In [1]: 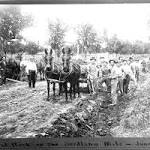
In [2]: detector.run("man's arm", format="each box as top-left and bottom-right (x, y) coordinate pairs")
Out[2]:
(35, 64), (38, 73)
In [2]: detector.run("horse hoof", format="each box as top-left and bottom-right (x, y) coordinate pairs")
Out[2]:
(47, 96), (51, 101)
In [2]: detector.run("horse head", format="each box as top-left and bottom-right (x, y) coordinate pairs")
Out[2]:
(62, 46), (72, 72)
(44, 48), (55, 71)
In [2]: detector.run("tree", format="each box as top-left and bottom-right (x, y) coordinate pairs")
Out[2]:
(48, 19), (67, 57)
(133, 40), (145, 54)
(0, 6), (33, 56)
(8, 40), (25, 54)
(119, 41), (132, 54)
(76, 24), (98, 55)
(107, 34), (124, 54)
(143, 43), (150, 54)
(24, 41), (43, 55)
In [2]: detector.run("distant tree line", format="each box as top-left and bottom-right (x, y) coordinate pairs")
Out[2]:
(0, 6), (150, 59)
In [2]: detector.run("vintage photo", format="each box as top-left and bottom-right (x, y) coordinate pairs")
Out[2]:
(0, 4), (150, 138)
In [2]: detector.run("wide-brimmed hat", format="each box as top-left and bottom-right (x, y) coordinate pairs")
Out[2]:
(90, 57), (96, 61)
(102, 60), (108, 64)
(109, 59), (116, 63)
(30, 57), (34, 61)
(135, 58), (139, 61)
(129, 57), (133, 60)
(122, 59), (127, 62)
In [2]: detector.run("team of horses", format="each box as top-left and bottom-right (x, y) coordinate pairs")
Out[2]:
(44, 46), (81, 101)
(0, 46), (82, 102)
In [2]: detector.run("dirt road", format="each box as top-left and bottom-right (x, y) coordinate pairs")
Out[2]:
(0, 81), (79, 138)
(0, 72), (149, 138)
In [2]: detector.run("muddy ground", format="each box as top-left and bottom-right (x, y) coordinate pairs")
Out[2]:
(0, 72), (149, 138)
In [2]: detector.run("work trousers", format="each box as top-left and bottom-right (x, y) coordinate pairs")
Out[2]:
(111, 78), (118, 104)
(135, 70), (139, 82)
(123, 74), (130, 94)
(87, 74), (98, 94)
(117, 77), (124, 95)
(98, 77), (111, 93)
(27, 70), (36, 88)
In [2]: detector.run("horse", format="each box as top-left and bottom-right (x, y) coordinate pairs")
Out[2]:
(37, 59), (45, 80)
(61, 46), (81, 101)
(5, 58), (21, 80)
(44, 48), (63, 100)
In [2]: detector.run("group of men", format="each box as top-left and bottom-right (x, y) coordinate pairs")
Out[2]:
(87, 56), (141, 105)
(20, 54), (147, 106)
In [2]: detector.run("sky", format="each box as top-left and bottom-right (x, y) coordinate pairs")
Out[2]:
(6, 4), (150, 47)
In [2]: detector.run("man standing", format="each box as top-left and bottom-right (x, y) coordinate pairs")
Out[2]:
(141, 59), (147, 73)
(98, 61), (111, 94)
(109, 59), (123, 105)
(0, 56), (6, 85)
(130, 58), (140, 83)
(116, 60), (124, 95)
(87, 58), (99, 94)
(26, 58), (37, 88)
(121, 59), (136, 94)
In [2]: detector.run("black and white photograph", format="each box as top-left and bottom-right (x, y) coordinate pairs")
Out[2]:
(0, 4), (150, 138)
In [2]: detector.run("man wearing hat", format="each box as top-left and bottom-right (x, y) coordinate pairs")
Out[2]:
(26, 57), (37, 88)
(87, 57), (98, 94)
(109, 59), (116, 69)
(98, 60), (111, 94)
(130, 58), (140, 83)
(109, 59), (123, 105)
(121, 59), (136, 94)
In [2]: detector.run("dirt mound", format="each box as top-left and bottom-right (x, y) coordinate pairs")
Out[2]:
(111, 73), (150, 137)
(35, 93), (116, 138)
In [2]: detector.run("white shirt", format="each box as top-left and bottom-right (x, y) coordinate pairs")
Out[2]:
(88, 63), (98, 78)
(121, 64), (132, 75)
(26, 61), (37, 74)
(121, 64), (136, 82)
(111, 65), (123, 79)
(130, 62), (140, 73)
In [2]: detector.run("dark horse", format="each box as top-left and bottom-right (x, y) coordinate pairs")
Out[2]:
(61, 46), (81, 101)
(5, 58), (21, 80)
(44, 48), (63, 100)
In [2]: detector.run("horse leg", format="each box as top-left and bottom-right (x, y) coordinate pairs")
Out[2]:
(64, 82), (68, 101)
(47, 81), (50, 100)
(73, 83), (76, 98)
(43, 72), (45, 80)
(77, 80), (81, 98)
(53, 82), (56, 98)
(59, 83), (62, 96)
(70, 82), (73, 100)
(40, 72), (42, 80)
(41, 72), (43, 80)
